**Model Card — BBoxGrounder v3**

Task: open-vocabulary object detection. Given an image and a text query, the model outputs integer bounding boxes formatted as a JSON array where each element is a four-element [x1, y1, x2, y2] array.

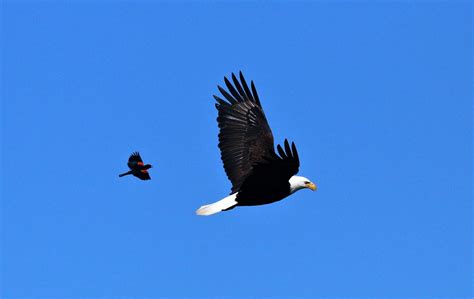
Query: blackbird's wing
[[128, 152, 144, 170], [134, 170, 151, 180]]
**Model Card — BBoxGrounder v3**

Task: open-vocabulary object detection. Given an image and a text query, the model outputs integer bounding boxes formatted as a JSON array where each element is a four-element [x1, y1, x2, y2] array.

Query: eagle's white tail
[[196, 193, 238, 216]]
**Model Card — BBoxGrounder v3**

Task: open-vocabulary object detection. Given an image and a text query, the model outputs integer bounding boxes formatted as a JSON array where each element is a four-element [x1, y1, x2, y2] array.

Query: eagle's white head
[[289, 175, 317, 194]]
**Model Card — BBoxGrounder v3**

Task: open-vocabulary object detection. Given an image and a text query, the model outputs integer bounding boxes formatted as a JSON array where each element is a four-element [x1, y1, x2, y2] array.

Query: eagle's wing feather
[[241, 139, 300, 190], [215, 72, 275, 193], [272, 139, 300, 179]]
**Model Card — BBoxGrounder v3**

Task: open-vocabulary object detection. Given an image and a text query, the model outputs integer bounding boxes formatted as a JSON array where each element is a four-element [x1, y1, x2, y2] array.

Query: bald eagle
[[196, 72, 316, 216]]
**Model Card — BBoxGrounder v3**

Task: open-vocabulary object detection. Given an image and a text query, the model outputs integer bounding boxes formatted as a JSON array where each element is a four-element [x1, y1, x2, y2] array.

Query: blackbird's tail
[[119, 171, 133, 177]]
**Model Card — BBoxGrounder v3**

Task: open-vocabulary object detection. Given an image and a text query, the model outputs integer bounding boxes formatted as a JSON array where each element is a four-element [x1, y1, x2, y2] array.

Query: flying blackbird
[[119, 152, 152, 180]]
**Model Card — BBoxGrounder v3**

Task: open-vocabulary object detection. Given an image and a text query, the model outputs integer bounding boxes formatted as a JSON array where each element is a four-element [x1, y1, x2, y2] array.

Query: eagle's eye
[[304, 181, 310, 184]]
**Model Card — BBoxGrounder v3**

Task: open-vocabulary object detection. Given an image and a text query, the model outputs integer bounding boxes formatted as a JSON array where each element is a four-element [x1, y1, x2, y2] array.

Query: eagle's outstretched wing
[[247, 139, 300, 184], [214, 72, 276, 193]]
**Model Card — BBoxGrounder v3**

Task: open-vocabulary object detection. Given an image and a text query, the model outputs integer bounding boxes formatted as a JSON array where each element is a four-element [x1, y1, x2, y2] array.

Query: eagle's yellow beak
[[306, 182, 317, 191]]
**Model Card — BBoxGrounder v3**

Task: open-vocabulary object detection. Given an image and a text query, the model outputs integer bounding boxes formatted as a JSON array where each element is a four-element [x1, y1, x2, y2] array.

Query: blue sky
[[1, 1, 471, 298]]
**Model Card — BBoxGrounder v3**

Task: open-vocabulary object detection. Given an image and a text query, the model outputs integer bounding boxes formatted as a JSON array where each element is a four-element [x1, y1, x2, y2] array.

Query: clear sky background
[[1, 1, 472, 298]]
